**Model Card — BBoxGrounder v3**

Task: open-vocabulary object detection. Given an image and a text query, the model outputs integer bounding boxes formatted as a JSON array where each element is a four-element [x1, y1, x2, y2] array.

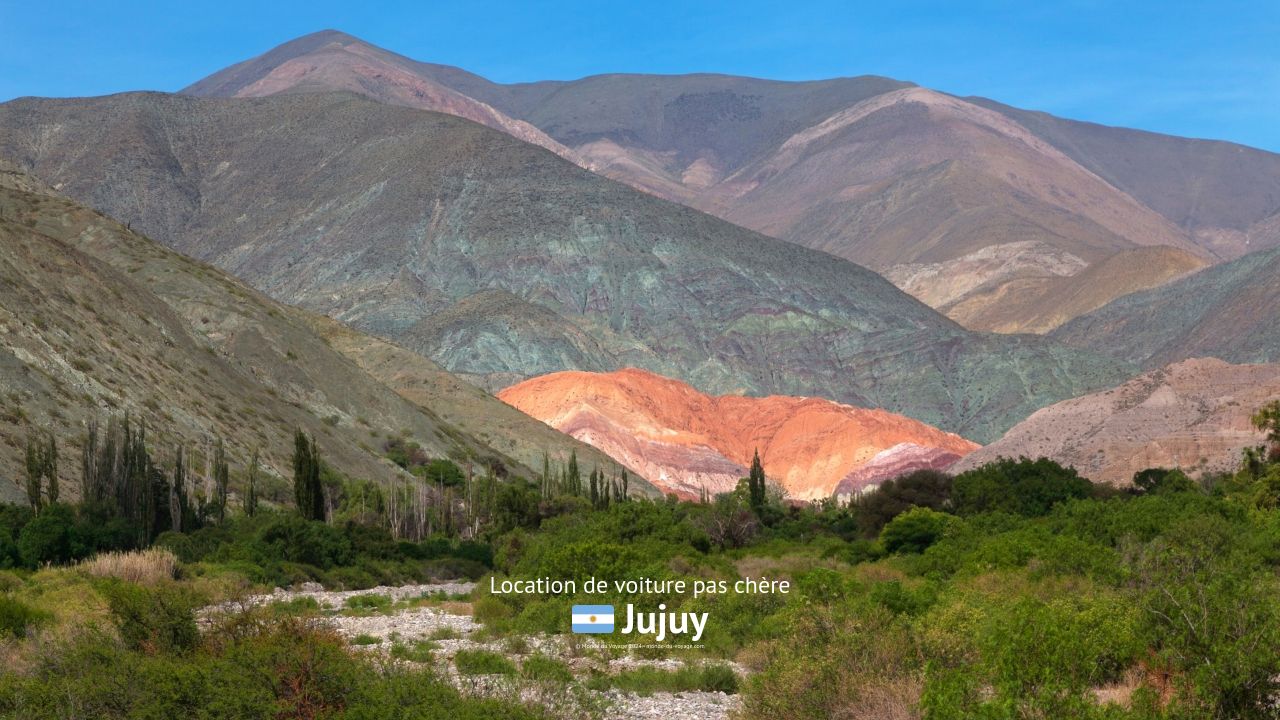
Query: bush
[[17, 504, 75, 567], [952, 457, 1092, 517], [454, 649, 518, 676], [99, 581, 199, 655], [852, 469, 953, 537], [587, 663, 740, 695], [880, 507, 959, 554], [0, 594, 50, 638], [345, 593, 392, 612], [521, 655, 574, 683]]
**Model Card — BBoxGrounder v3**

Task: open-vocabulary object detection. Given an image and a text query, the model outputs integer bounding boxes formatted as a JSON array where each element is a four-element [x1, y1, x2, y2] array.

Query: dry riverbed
[[202, 582, 743, 720]]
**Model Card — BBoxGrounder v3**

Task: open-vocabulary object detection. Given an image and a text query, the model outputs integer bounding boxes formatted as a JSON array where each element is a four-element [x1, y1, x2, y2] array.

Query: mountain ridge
[[0, 90, 1135, 443], [178, 30, 1280, 334]]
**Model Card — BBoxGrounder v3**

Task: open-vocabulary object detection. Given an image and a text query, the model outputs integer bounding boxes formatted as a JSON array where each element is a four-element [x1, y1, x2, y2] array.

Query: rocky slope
[[952, 358, 1278, 485], [497, 368, 978, 499], [1051, 245, 1280, 368], [183, 32, 1280, 333], [935, 245, 1207, 334], [0, 164, 625, 502], [303, 315, 633, 484], [0, 91, 1136, 443]]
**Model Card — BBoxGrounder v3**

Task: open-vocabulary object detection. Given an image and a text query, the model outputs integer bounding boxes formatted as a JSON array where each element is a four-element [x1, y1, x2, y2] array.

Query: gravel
[[201, 582, 743, 720]]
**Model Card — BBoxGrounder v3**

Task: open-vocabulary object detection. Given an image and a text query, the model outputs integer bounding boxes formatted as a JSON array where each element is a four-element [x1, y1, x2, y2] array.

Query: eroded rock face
[[831, 444, 966, 499], [498, 368, 978, 500], [952, 358, 1279, 485]]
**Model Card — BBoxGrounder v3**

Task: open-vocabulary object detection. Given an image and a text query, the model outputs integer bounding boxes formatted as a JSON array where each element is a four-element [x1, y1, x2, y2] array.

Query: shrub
[[952, 457, 1092, 517], [880, 507, 959, 554], [390, 639, 436, 663], [520, 655, 574, 683], [344, 593, 392, 612], [454, 649, 518, 676], [473, 595, 514, 626], [0, 594, 50, 638], [99, 581, 199, 655], [852, 469, 953, 537], [17, 504, 75, 567], [587, 663, 740, 695]]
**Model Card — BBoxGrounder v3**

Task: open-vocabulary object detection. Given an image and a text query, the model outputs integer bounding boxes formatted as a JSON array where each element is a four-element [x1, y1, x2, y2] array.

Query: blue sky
[[2, 0, 1278, 151]]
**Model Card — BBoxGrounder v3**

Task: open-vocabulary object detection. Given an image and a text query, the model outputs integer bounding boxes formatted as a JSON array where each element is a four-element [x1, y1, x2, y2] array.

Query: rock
[[499, 368, 978, 499], [953, 358, 1279, 485]]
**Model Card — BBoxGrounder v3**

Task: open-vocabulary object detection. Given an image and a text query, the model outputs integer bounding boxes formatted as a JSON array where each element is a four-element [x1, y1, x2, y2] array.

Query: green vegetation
[[5, 402, 1280, 719], [520, 655, 574, 683], [586, 664, 739, 695], [454, 649, 518, 676], [0, 608, 548, 719]]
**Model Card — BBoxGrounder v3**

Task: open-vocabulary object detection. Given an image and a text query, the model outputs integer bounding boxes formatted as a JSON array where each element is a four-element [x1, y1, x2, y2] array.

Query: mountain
[[952, 358, 1278, 485], [1050, 245, 1280, 368], [180, 31, 1280, 333], [497, 368, 978, 500], [0, 161, 629, 502], [970, 98, 1280, 261], [0, 91, 1134, 443], [183, 30, 575, 162]]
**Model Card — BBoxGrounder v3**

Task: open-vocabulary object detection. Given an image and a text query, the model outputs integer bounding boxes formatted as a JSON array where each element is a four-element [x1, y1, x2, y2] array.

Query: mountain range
[[183, 30, 1280, 334], [0, 91, 1132, 444], [2, 29, 1279, 497]]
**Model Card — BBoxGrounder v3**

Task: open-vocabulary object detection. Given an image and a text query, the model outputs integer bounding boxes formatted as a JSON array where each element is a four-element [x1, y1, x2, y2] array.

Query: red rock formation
[[832, 444, 967, 499], [952, 358, 1280, 485], [498, 368, 978, 499]]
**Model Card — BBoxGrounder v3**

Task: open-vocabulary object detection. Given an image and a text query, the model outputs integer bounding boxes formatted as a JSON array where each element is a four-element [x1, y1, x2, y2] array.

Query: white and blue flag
[[571, 604, 615, 634]]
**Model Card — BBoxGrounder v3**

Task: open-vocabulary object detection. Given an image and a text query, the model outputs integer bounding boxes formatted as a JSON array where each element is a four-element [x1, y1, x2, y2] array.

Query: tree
[[1252, 400, 1280, 459], [211, 438, 229, 523], [880, 506, 958, 554], [244, 447, 260, 517], [851, 469, 953, 538], [748, 449, 767, 512], [701, 494, 759, 549], [952, 457, 1092, 517], [43, 435, 58, 505], [292, 430, 324, 521], [1133, 467, 1197, 495], [566, 451, 581, 497], [23, 430, 57, 512], [24, 433, 43, 512]]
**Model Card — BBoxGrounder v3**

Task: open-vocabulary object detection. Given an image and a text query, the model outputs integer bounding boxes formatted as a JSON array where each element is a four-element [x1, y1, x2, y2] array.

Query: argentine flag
[[571, 604, 615, 634]]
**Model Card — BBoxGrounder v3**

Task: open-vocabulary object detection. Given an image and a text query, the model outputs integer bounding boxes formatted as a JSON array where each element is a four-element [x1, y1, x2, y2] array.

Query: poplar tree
[[244, 447, 260, 517], [212, 438, 229, 523], [292, 430, 324, 521], [24, 433, 43, 512], [748, 449, 767, 512], [567, 450, 581, 497]]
